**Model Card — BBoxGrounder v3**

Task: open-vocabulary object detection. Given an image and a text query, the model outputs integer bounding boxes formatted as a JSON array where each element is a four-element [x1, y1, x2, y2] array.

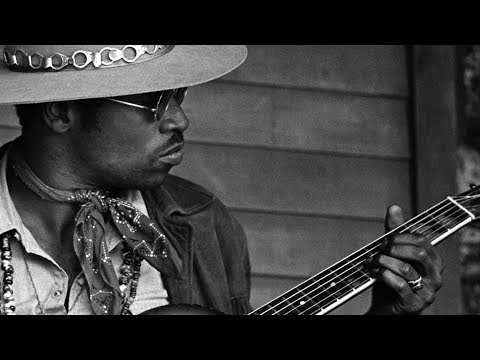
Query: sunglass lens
[[174, 87, 188, 105]]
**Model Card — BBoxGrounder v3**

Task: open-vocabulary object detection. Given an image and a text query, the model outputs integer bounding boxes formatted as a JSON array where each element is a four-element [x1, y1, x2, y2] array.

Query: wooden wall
[[0, 45, 413, 314], [174, 45, 413, 314]]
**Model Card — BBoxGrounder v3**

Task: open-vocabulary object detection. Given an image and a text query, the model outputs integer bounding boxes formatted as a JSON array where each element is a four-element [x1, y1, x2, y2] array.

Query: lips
[[163, 143, 184, 157], [159, 143, 184, 165]]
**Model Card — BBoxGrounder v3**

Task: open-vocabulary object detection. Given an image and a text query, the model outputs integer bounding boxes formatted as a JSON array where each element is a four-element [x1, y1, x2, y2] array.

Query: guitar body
[[139, 304, 223, 315]]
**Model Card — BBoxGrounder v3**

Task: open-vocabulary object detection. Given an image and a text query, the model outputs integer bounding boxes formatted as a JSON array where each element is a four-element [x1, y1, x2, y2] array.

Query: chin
[[129, 172, 170, 190], [105, 163, 171, 191]]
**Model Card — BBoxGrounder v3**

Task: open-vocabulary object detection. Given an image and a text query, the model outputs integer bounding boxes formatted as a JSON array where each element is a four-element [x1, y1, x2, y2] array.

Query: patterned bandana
[[7, 143, 182, 315]]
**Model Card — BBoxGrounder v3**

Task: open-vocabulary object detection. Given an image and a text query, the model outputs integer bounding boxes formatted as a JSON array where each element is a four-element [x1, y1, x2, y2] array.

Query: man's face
[[69, 91, 189, 190]]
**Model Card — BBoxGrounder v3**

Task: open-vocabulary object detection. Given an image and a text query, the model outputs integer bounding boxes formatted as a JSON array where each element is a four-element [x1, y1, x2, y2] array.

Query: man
[[0, 44, 443, 315]]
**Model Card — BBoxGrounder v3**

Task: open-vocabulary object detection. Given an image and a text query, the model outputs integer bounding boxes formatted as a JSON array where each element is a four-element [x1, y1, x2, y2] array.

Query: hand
[[365, 205, 445, 315]]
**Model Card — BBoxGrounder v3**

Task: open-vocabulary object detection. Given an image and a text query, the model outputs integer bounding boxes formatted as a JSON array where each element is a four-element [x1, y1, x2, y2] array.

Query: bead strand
[[119, 247, 134, 295], [1, 230, 144, 315], [121, 250, 143, 315], [1, 232, 16, 315]]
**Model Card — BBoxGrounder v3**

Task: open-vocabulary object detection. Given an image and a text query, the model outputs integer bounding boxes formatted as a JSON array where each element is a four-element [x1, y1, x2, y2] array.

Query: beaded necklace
[[1, 229, 142, 315], [1, 231, 16, 314]]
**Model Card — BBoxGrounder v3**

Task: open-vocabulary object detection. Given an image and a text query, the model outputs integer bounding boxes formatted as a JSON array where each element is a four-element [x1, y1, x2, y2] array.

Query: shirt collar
[[0, 141, 41, 253]]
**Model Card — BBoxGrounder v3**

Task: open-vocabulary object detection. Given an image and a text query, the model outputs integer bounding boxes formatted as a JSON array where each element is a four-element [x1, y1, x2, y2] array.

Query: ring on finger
[[407, 276, 423, 291]]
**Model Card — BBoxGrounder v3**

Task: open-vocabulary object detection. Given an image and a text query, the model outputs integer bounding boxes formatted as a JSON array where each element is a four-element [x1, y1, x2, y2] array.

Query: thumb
[[384, 205, 404, 233]]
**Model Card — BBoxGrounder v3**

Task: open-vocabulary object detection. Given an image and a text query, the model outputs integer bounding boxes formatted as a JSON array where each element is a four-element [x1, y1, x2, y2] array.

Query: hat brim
[[0, 45, 247, 105]]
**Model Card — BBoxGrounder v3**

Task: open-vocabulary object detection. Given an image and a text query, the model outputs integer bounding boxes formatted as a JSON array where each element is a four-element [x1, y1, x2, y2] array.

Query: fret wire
[[294, 209, 468, 315], [406, 199, 472, 241], [282, 260, 373, 314], [416, 206, 471, 240], [328, 199, 457, 273], [253, 198, 474, 315], [256, 203, 463, 315], [294, 212, 465, 315], [271, 261, 373, 315], [327, 199, 459, 277], [263, 275, 339, 315], [286, 208, 472, 315], [409, 203, 469, 235], [297, 276, 374, 315]]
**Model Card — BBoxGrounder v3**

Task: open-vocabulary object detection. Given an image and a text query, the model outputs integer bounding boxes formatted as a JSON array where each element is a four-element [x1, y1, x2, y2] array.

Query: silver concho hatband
[[3, 45, 175, 72]]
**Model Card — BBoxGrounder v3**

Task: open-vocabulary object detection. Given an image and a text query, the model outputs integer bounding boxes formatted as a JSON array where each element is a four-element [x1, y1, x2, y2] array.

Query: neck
[[6, 140, 81, 242], [6, 163, 79, 235], [17, 135, 99, 192]]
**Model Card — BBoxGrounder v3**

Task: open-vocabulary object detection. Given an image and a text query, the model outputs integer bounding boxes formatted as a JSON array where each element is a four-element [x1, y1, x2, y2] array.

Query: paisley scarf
[[8, 143, 182, 315]]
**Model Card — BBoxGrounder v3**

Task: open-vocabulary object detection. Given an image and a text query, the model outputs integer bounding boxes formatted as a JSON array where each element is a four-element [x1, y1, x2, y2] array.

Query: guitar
[[140, 185, 480, 315]]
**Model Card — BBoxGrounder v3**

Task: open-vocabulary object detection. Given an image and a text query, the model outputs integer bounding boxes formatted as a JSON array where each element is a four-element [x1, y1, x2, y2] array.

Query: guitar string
[[253, 198, 462, 315], [259, 194, 480, 315], [288, 202, 473, 315], [254, 196, 477, 315], [277, 205, 468, 315], [283, 205, 470, 315], [291, 204, 472, 315]]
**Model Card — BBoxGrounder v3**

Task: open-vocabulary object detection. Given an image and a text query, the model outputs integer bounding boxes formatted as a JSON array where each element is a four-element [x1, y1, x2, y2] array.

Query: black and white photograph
[[0, 44, 477, 320]]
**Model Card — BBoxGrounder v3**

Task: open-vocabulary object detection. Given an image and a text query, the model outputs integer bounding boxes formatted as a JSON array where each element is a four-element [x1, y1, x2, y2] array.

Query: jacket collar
[[141, 175, 215, 218]]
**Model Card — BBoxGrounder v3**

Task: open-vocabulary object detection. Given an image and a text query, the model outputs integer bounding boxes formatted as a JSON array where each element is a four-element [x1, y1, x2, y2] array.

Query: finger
[[378, 269, 435, 314], [368, 254, 420, 282], [385, 205, 404, 233], [383, 243, 443, 290], [377, 269, 418, 313]]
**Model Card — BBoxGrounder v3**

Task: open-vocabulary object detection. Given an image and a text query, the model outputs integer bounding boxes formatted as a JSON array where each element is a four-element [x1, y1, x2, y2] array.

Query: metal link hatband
[[3, 45, 175, 71]]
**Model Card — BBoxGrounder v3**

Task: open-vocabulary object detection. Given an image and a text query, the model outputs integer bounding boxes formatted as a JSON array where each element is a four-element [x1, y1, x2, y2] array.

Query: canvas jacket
[[0, 142, 252, 315]]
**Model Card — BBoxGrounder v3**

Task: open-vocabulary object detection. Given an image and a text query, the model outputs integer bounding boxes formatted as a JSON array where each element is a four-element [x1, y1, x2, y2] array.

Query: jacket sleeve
[[213, 199, 253, 315]]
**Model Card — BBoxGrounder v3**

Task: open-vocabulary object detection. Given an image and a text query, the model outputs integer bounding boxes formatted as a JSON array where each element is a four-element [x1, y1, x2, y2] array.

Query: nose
[[158, 98, 189, 134]]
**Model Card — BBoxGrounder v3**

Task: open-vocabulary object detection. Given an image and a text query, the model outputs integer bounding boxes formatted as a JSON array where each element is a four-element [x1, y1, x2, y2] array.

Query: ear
[[42, 102, 73, 133]]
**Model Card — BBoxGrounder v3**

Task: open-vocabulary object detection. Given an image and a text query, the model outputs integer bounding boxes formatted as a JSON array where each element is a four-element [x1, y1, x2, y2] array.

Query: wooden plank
[[0, 127, 21, 146], [412, 45, 461, 315], [250, 275, 371, 315], [183, 82, 410, 159], [172, 143, 412, 220], [232, 210, 384, 277], [0, 106, 20, 128], [223, 45, 408, 97]]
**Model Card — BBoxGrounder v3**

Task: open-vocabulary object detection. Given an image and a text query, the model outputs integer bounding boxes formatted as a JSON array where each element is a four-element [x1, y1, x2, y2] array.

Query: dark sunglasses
[[105, 87, 188, 120]]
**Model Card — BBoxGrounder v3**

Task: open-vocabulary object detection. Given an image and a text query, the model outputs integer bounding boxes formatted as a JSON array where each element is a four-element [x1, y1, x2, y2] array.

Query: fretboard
[[249, 195, 476, 315]]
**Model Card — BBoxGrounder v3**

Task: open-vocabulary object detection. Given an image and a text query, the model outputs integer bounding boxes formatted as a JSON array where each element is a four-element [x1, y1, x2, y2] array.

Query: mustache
[[168, 130, 184, 148]]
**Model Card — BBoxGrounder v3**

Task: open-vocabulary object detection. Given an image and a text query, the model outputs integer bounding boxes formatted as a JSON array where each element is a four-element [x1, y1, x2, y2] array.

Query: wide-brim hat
[[0, 44, 247, 105]]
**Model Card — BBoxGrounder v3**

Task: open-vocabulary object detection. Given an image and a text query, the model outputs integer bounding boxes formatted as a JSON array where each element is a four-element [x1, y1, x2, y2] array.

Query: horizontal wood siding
[[221, 45, 408, 97], [176, 45, 412, 314], [173, 143, 412, 220], [182, 82, 410, 159], [232, 210, 384, 277], [0, 46, 411, 315]]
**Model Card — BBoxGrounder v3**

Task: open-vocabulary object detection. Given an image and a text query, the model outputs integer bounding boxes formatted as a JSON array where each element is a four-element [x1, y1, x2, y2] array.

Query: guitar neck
[[249, 194, 477, 315]]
